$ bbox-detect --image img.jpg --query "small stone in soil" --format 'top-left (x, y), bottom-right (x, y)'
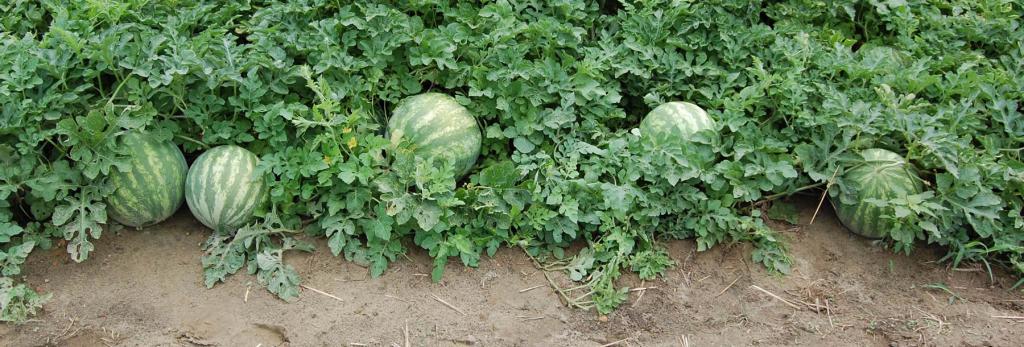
top-left (456, 335), bottom-right (479, 345)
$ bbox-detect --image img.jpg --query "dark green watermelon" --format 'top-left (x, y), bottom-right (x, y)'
top-left (106, 132), bottom-right (188, 228)
top-left (832, 148), bottom-right (924, 238)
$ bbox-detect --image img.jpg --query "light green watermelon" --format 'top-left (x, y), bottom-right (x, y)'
top-left (831, 148), bottom-right (923, 239)
top-left (639, 101), bottom-right (716, 145)
top-left (106, 132), bottom-right (188, 228)
top-left (387, 93), bottom-right (482, 178)
top-left (185, 145), bottom-right (267, 232)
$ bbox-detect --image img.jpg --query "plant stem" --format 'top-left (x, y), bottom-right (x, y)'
top-left (761, 182), bottom-right (827, 201)
top-left (175, 134), bottom-right (210, 149)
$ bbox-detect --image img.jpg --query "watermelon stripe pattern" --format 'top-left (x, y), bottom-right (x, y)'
top-left (640, 101), bottom-right (715, 145)
top-left (831, 148), bottom-right (923, 239)
top-left (388, 93), bottom-right (482, 178)
top-left (185, 145), bottom-right (267, 232)
top-left (106, 132), bottom-right (188, 228)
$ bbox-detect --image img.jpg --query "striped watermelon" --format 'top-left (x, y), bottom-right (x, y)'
top-left (640, 101), bottom-right (716, 145)
top-left (831, 148), bottom-right (923, 238)
top-left (185, 145), bottom-right (268, 232)
top-left (106, 132), bottom-right (188, 228)
top-left (387, 93), bottom-right (482, 178)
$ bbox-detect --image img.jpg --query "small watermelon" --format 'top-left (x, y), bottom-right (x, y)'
top-left (387, 93), bottom-right (482, 178)
top-left (639, 101), bottom-right (716, 145)
top-left (185, 145), bottom-right (267, 232)
top-left (831, 148), bottom-right (924, 238)
top-left (106, 132), bottom-right (188, 228)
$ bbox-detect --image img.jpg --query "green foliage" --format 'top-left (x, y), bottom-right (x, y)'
top-left (201, 211), bottom-right (313, 302)
top-left (1, 0), bottom-right (1022, 322)
top-left (767, 201), bottom-right (801, 225)
top-left (1, 277), bottom-right (50, 323)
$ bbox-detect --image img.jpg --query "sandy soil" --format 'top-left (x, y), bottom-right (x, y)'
top-left (2, 199), bottom-right (1022, 346)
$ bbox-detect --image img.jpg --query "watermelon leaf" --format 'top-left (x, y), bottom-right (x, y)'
top-left (200, 212), bottom-right (310, 301)
top-left (766, 201), bottom-right (800, 225)
top-left (54, 190), bottom-right (107, 263)
top-left (0, 278), bottom-right (51, 323)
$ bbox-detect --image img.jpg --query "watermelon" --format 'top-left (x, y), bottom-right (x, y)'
top-left (387, 93), bottom-right (482, 178)
top-left (639, 101), bottom-right (716, 145)
top-left (185, 145), bottom-right (267, 232)
top-left (831, 148), bottom-right (923, 239)
top-left (106, 132), bottom-right (188, 228)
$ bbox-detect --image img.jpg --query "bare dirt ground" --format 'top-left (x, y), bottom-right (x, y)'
top-left (2, 199), bottom-right (1022, 346)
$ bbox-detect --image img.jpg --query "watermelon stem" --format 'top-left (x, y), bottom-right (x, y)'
top-left (174, 134), bottom-right (210, 149)
top-left (761, 182), bottom-right (827, 202)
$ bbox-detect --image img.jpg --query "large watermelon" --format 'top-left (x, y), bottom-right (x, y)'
top-left (639, 101), bottom-right (716, 145)
top-left (387, 93), bottom-right (482, 178)
top-left (106, 132), bottom-right (188, 228)
top-left (831, 148), bottom-right (923, 238)
top-left (185, 145), bottom-right (268, 232)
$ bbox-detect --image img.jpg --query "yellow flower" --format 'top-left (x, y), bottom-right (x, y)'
top-left (347, 137), bottom-right (357, 149)
top-left (342, 127), bottom-right (352, 134)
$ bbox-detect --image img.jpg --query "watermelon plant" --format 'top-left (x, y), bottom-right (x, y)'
top-left (2, 0), bottom-right (1023, 321)
top-left (106, 132), bottom-right (188, 228)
